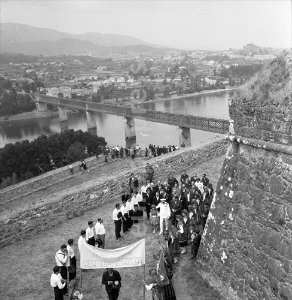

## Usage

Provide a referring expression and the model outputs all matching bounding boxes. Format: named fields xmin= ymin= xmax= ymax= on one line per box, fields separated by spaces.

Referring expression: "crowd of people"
xmin=50 ymin=161 xmax=214 ymax=300
xmin=110 ymin=166 xmax=213 ymax=300
xmin=102 ymin=144 xmax=180 ymax=162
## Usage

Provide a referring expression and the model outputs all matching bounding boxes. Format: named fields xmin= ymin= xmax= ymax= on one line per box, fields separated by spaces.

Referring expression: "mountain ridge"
xmin=0 ymin=22 xmax=168 ymax=56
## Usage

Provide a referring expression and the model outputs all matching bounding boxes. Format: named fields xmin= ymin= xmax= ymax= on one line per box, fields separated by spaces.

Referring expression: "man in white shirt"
xmin=67 ymin=239 xmax=76 ymax=280
xmin=50 ymin=266 xmax=66 ymax=300
xmin=113 ymin=203 xmax=123 ymax=239
xmin=131 ymin=191 xmax=139 ymax=206
xmin=86 ymin=220 xmax=96 ymax=246
xmin=95 ymin=218 xmax=106 ymax=249
xmin=136 ymin=190 xmax=143 ymax=205
xmin=55 ymin=244 xmax=68 ymax=294
xmin=126 ymin=196 xmax=135 ymax=228
xmin=120 ymin=199 xmax=129 ymax=233
xmin=78 ymin=230 xmax=86 ymax=249
xmin=156 ymin=198 xmax=171 ymax=234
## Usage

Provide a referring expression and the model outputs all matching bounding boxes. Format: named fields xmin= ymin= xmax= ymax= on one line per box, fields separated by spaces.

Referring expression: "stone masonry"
xmin=197 ymin=53 xmax=292 ymax=299
xmin=0 ymin=138 xmax=227 ymax=248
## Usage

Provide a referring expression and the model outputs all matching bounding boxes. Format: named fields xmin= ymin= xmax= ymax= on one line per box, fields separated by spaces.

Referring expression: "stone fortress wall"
xmin=0 ymin=138 xmax=228 ymax=248
xmin=197 ymin=53 xmax=292 ymax=299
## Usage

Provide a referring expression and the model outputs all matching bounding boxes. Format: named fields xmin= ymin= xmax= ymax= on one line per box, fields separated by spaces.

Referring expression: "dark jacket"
xmin=102 ymin=270 xmax=121 ymax=292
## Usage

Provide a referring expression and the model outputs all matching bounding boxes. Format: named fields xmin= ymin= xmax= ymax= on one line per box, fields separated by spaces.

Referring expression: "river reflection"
xmin=0 ymin=91 xmax=233 ymax=148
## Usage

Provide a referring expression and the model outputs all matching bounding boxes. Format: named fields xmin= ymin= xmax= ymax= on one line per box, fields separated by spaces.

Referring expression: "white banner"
xmin=79 ymin=239 xmax=145 ymax=269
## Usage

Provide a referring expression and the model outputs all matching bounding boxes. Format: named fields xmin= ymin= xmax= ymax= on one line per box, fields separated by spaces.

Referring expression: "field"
xmin=0 ymin=155 xmax=225 ymax=300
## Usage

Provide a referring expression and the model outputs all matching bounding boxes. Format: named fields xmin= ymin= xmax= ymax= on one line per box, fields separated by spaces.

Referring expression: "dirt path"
xmin=0 ymin=155 xmax=225 ymax=300
xmin=172 ymin=251 xmax=222 ymax=300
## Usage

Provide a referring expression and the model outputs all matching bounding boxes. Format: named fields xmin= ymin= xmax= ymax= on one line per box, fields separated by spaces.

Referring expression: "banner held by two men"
xmin=79 ymin=238 xmax=145 ymax=269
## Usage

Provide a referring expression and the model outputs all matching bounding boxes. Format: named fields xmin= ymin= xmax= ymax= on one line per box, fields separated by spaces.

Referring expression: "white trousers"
xmin=159 ymin=217 xmax=169 ymax=233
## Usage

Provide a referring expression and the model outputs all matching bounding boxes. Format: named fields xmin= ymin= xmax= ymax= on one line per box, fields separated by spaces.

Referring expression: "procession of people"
xmin=50 ymin=159 xmax=214 ymax=300
xmin=102 ymin=144 xmax=180 ymax=162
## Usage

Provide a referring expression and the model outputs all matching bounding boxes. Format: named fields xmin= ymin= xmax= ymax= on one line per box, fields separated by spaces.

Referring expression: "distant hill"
xmin=0 ymin=22 xmax=171 ymax=56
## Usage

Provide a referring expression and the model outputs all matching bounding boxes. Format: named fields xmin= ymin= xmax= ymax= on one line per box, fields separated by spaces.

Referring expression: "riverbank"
xmin=101 ymin=87 xmax=235 ymax=107
xmin=0 ymin=88 xmax=235 ymax=124
xmin=0 ymin=109 xmax=59 ymax=123
xmin=132 ymin=88 xmax=236 ymax=106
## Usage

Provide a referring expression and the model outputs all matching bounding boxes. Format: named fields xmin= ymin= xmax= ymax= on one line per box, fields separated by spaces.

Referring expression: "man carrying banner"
xmin=86 ymin=220 xmax=96 ymax=246
xmin=102 ymin=268 xmax=121 ymax=300
xmin=95 ymin=218 xmax=106 ymax=249
xmin=50 ymin=266 xmax=67 ymax=300
xmin=55 ymin=244 xmax=68 ymax=295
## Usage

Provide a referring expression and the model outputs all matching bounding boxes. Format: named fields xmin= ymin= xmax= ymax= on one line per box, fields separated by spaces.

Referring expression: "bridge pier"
xmin=125 ymin=117 xmax=136 ymax=148
xmin=36 ymin=102 xmax=47 ymax=111
xmin=86 ymin=110 xmax=97 ymax=135
xmin=58 ymin=105 xmax=68 ymax=132
xmin=179 ymin=126 xmax=191 ymax=147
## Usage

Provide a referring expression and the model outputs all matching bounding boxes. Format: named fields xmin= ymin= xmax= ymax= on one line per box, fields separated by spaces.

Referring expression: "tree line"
xmin=0 ymin=130 xmax=107 ymax=189
xmin=0 ymin=77 xmax=46 ymax=117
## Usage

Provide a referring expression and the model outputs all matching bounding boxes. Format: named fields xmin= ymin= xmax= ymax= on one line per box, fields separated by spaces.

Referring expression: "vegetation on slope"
xmin=0 ymin=129 xmax=107 ymax=188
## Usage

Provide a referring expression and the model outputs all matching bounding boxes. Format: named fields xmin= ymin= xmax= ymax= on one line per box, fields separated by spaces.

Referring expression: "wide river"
xmin=0 ymin=90 xmax=233 ymax=149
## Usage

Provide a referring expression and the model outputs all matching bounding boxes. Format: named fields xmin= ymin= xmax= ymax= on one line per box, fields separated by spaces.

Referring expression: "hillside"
xmin=0 ymin=22 xmax=171 ymax=56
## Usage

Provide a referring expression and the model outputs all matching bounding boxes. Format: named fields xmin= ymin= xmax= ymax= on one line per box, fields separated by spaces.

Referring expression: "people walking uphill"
xmin=190 ymin=229 xmax=202 ymax=259
xmin=120 ymin=199 xmax=129 ymax=233
xmin=113 ymin=203 xmax=123 ymax=240
xmin=145 ymin=162 xmax=154 ymax=182
xmin=80 ymin=160 xmax=88 ymax=172
xmin=150 ymin=204 xmax=158 ymax=233
xmin=50 ymin=266 xmax=67 ymax=300
xmin=129 ymin=173 xmax=139 ymax=194
xmin=156 ymin=198 xmax=171 ymax=235
xmin=86 ymin=220 xmax=96 ymax=246
xmin=55 ymin=244 xmax=68 ymax=295
xmin=95 ymin=218 xmax=106 ymax=249
xmin=67 ymin=239 xmax=76 ymax=280
xmin=48 ymin=168 xmax=214 ymax=298
xmin=145 ymin=188 xmax=153 ymax=220
xmin=102 ymin=268 xmax=121 ymax=300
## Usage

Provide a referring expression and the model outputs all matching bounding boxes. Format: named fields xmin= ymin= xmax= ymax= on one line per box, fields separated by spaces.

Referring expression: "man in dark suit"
xmin=191 ymin=229 xmax=202 ymax=259
xmin=167 ymin=172 xmax=178 ymax=188
xmin=161 ymin=189 xmax=170 ymax=204
xmin=102 ymin=268 xmax=121 ymax=300
xmin=129 ymin=173 xmax=138 ymax=194
xmin=180 ymin=170 xmax=189 ymax=185
xmin=144 ymin=188 xmax=153 ymax=220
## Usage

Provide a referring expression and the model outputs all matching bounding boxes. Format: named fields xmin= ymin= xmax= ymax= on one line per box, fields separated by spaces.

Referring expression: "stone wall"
xmin=197 ymin=138 xmax=292 ymax=300
xmin=0 ymin=156 xmax=98 ymax=204
xmin=0 ymin=138 xmax=227 ymax=248
xmin=229 ymin=54 xmax=292 ymax=146
xmin=196 ymin=53 xmax=292 ymax=299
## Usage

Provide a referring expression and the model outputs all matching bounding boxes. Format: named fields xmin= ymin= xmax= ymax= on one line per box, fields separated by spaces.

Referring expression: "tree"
xmin=92 ymin=92 xmax=102 ymax=103
xmin=0 ymin=130 xmax=107 ymax=189
xmin=66 ymin=142 xmax=87 ymax=163
xmin=0 ymin=177 xmax=12 ymax=189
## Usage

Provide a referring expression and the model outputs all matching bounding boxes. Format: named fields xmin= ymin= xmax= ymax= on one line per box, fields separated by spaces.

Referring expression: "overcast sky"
xmin=1 ymin=0 xmax=291 ymax=50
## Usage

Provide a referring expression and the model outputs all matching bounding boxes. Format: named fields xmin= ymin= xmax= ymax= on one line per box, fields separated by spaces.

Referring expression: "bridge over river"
xmin=36 ymin=95 xmax=230 ymax=147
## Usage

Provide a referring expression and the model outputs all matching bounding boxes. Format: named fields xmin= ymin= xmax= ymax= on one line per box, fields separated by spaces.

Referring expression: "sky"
xmin=0 ymin=0 xmax=291 ymax=50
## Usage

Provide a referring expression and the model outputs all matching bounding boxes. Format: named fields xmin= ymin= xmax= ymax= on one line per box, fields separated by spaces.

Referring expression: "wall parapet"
xmin=229 ymin=135 xmax=292 ymax=156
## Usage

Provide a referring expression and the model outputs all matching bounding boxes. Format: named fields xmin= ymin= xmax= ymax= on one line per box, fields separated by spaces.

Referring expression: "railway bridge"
xmin=35 ymin=95 xmax=230 ymax=147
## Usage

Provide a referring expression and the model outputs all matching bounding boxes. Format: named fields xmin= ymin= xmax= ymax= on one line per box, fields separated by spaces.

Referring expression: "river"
xmin=0 ymin=90 xmax=233 ymax=148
